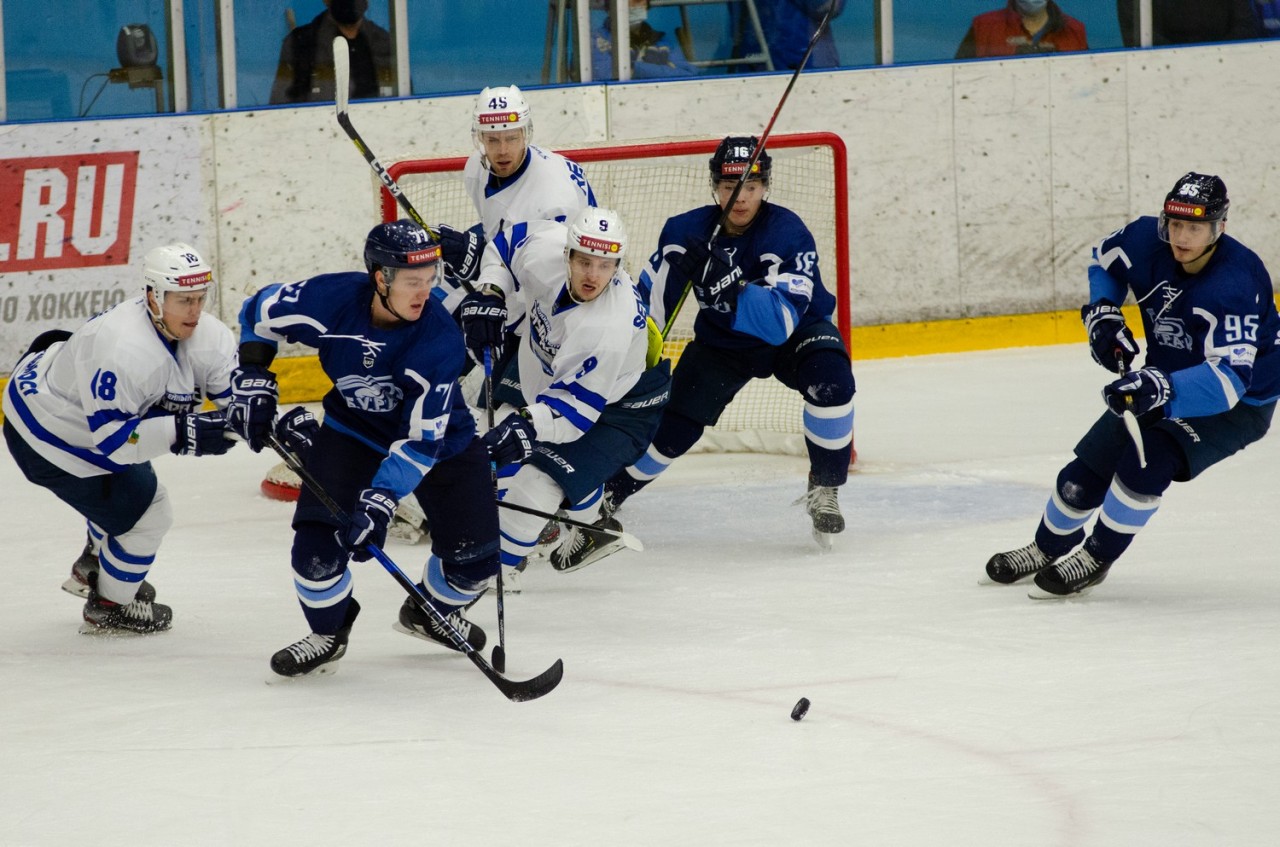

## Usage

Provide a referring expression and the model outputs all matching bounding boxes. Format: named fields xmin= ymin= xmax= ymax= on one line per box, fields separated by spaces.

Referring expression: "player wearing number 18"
xmin=985 ymin=172 xmax=1280 ymax=598
xmin=3 ymin=243 xmax=239 ymax=633
xmin=603 ymin=135 xmax=856 ymax=548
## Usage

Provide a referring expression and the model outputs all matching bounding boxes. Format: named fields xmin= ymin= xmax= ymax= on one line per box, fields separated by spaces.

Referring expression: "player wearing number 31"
xmin=3 ymin=244 xmax=238 ymax=634
xmin=986 ymin=172 xmax=1280 ymax=598
xmin=461 ymin=208 xmax=671 ymax=575
xmin=603 ymin=136 xmax=856 ymax=548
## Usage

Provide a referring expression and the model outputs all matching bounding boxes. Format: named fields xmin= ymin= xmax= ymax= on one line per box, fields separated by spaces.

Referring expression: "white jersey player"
xmin=461 ymin=209 xmax=671 ymax=574
xmin=3 ymin=243 xmax=238 ymax=633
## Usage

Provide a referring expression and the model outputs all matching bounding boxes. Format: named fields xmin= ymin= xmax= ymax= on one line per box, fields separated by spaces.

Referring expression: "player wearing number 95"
xmin=603 ymin=135 xmax=856 ymax=549
xmin=986 ymin=172 xmax=1280 ymax=598
xmin=3 ymin=243 xmax=238 ymax=634
xmin=237 ymin=220 xmax=501 ymax=677
xmin=461 ymin=208 xmax=671 ymax=575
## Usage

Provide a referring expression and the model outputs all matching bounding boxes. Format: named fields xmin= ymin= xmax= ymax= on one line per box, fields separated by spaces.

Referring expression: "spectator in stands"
xmin=1257 ymin=1 xmax=1280 ymax=36
xmin=270 ymin=0 xmax=394 ymax=104
xmin=1117 ymin=0 xmax=1259 ymax=46
xmin=727 ymin=0 xmax=845 ymax=71
xmin=956 ymin=0 xmax=1088 ymax=58
xmin=591 ymin=0 xmax=699 ymax=79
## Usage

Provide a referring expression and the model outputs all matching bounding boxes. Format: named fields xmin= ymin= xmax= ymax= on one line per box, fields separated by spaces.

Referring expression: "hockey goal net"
xmin=380 ymin=132 xmax=850 ymax=457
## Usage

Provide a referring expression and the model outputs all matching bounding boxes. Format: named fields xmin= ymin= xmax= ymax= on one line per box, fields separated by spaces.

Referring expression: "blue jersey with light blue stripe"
xmin=1088 ymin=216 xmax=1280 ymax=417
xmin=238 ymin=272 xmax=475 ymax=499
xmin=640 ymin=203 xmax=836 ymax=350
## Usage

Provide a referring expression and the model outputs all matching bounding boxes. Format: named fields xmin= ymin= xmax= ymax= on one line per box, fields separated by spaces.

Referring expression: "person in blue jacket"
xmin=591 ymin=0 xmax=698 ymax=79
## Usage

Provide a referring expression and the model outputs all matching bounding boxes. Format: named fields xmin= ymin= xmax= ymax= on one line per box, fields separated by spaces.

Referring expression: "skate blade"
xmin=62 ymin=577 xmax=90 ymax=599
xmin=812 ymin=529 xmax=835 ymax=551
xmin=77 ymin=622 xmax=155 ymax=636
xmin=265 ymin=663 xmax=340 ymax=684
xmin=1026 ymin=584 xmax=1098 ymax=600
xmin=552 ymin=538 xmax=628 ymax=573
xmin=392 ymin=620 xmax=459 ymax=649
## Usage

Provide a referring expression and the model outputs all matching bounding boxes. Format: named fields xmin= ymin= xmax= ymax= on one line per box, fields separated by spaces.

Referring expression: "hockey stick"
xmin=659 ymin=6 xmax=837 ymax=341
xmin=265 ymin=433 xmax=563 ymax=702
xmin=1116 ymin=353 xmax=1148 ymax=468
xmin=497 ymin=499 xmax=644 ymax=552
xmin=484 ymin=348 xmax=507 ymax=674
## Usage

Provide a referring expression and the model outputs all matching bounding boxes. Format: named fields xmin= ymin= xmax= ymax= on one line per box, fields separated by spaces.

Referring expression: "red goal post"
xmin=380 ymin=132 xmax=850 ymax=457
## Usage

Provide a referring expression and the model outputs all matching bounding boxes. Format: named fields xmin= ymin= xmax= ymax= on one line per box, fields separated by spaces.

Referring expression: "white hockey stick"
xmin=1116 ymin=352 xmax=1147 ymax=468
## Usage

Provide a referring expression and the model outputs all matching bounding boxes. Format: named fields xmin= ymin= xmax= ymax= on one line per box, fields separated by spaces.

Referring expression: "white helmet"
xmin=143 ymin=242 xmax=213 ymax=300
xmin=471 ymin=85 xmax=532 ymax=151
xmin=565 ymin=207 xmax=627 ymax=265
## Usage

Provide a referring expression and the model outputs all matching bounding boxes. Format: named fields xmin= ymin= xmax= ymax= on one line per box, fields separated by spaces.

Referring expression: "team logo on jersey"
xmin=1145 ymin=309 xmax=1192 ymax=351
xmin=528 ymin=302 xmax=559 ymax=373
xmin=1228 ymin=345 xmax=1256 ymax=367
xmin=335 ymin=374 xmax=402 ymax=413
xmin=320 ymin=333 xmax=386 ymax=369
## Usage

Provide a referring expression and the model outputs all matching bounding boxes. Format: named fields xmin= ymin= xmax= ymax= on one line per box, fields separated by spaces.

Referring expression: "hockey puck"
xmin=791 ymin=697 xmax=810 ymax=721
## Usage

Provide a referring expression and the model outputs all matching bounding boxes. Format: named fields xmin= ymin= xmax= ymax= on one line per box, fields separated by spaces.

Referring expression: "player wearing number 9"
xmin=3 ymin=243 xmax=239 ymax=633
xmin=986 ymin=172 xmax=1280 ymax=598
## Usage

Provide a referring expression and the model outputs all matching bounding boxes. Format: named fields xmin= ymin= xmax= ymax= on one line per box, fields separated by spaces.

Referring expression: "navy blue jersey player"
xmin=603 ymin=135 xmax=856 ymax=547
xmin=986 ymin=173 xmax=1280 ymax=597
xmin=234 ymin=220 xmax=500 ymax=676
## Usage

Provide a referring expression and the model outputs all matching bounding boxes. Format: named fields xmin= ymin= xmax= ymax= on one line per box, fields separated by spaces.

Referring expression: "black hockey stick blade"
xmin=496 ymin=499 xmax=643 ymax=551
xmin=266 ymin=434 xmax=563 ymax=701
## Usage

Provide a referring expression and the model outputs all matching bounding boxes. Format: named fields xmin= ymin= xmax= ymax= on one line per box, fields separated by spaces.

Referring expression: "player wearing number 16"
xmin=3 ymin=243 xmax=239 ymax=633
xmin=986 ymin=172 xmax=1280 ymax=598
xmin=603 ymin=136 xmax=856 ymax=548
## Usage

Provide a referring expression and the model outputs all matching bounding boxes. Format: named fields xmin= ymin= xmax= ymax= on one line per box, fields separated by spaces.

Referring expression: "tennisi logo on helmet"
xmin=404 ymin=246 xmax=442 ymax=264
xmin=175 ymin=271 xmax=214 ymax=288
xmin=575 ymin=236 xmax=621 ymax=254
xmin=477 ymin=112 xmax=520 ymax=126
xmin=1164 ymin=200 xmax=1206 ymax=218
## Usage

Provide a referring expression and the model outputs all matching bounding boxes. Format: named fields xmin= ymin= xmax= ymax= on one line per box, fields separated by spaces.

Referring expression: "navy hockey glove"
xmin=274 ymin=406 xmax=319 ymax=457
xmin=680 ymin=242 xmax=740 ymax=311
xmin=1103 ymin=367 xmax=1172 ymax=417
xmin=1082 ymin=299 xmax=1139 ymax=374
xmin=436 ymin=224 xmax=485 ymax=284
xmin=344 ymin=487 xmax=397 ymax=562
xmin=227 ymin=364 xmax=278 ymax=452
xmin=459 ymin=289 xmax=507 ymax=363
xmin=481 ymin=413 xmax=536 ymax=468
xmin=172 ymin=410 xmax=234 ymax=456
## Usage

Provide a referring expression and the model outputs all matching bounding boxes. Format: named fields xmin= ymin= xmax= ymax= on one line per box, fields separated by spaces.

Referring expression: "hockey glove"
xmin=275 ymin=406 xmax=319 ymax=458
xmin=459 ymin=289 xmax=507 ymax=363
xmin=682 ymin=243 xmax=740 ymax=311
xmin=1082 ymin=299 xmax=1139 ymax=374
xmin=481 ymin=413 xmax=536 ymax=468
xmin=1103 ymin=367 xmax=1172 ymax=418
xmin=227 ymin=364 xmax=279 ymax=452
xmin=344 ymin=487 xmax=397 ymax=562
xmin=436 ymin=224 xmax=485 ymax=284
xmin=172 ymin=410 xmax=234 ymax=456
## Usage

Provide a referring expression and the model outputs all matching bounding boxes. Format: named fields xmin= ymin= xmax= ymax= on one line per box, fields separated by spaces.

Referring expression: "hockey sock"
xmin=497 ymin=465 xmax=565 ymax=567
xmin=565 ymin=486 xmax=603 ymax=522
xmin=291 ymin=523 xmax=355 ymax=634
xmin=1034 ymin=458 xmax=1108 ymax=557
xmin=94 ymin=485 xmax=171 ymax=604
xmin=424 ymin=554 xmax=490 ymax=610
xmin=797 ymin=349 xmax=856 ymax=486
xmin=1086 ymin=428 xmax=1181 ymax=562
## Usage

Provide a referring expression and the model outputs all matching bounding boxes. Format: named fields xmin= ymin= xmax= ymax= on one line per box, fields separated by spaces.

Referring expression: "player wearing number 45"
xmin=602 ymin=136 xmax=856 ymax=549
xmin=234 ymin=221 xmax=501 ymax=677
xmin=459 ymin=208 xmax=671 ymax=576
xmin=3 ymin=244 xmax=239 ymax=634
xmin=986 ymin=172 xmax=1280 ymax=598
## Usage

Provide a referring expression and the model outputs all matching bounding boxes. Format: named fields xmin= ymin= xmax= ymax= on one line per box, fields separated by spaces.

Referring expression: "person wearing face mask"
xmin=269 ymin=0 xmax=395 ymax=104
xmin=590 ymin=0 xmax=698 ymax=79
xmin=956 ymin=0 xmax=1088 ymax=58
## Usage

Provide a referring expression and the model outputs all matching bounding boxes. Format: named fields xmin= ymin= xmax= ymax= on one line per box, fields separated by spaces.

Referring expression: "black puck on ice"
xmin=790 ymin=697 xmax=810 ymax=721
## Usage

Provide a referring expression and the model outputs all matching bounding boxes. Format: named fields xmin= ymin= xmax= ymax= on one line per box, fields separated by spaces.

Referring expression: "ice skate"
xmin=270 ymin=599 xmax=360 ymax=677
xmin=80 ymin=571 xmax=171 ymax=634
xmin=62 ymin=536 xmax=156 ymax=602
xmin=550 ymin=516 xmax=627 ymax=573
xmin=1028 ymin=548 xmax=1112 ymax=599
xmin=393 ymin=593 xmax=487 ymax=653
xmin=984 ymin=541 xmax=1057 ymax=585
xmin=794 ymin=477 xmax=845 ymax=549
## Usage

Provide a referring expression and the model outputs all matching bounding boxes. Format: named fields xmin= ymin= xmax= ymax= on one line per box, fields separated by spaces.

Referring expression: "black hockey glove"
xmin=344 ymin=487 xmax=397 ymax=562
xmin=482 ymin=413 xmax=536 ymax=468
xmin=459 ymin=289 xmax=507 ymax=363
xmin=172 ymin=410 xmax=234 ymax=456
xmin=228 ymin=364 xmax=279 ymax=452
xmin=274 ymin=406 xmax=319 ymax=457
xmin=688 ymin=244 xmax=741 ymax=311
xmin=1103 ymin=367 xmax=1172 ymax=418
xmin=436 ymin=224 xmax=485 ymax=284
xmin=1082 ymin=299 xmax=1139 ymax=374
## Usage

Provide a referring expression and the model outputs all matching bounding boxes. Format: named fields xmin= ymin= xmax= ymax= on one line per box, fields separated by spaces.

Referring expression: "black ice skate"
xmin=794 ymin=476 xmax=845 ymax=549
xmin=1028 ymin=548 xmax=1112 ymax=599
xmin=270 ymin=599 xmax=361 ymax=677
xmin=62 ymin=535 xmax=156 ymax=602
xmin=984 ymin=541 xmax=1057 ymax=585
xmin=550 ymin=516 xmax=627 ymax=573
xmin=81 ymin=571 xmax=172 ymax=634
xmin=393 ymin=593 xmax=486 ymax=653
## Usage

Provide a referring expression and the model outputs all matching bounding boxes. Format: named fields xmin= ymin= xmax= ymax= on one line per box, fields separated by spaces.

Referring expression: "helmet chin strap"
xmin=146 ymin=289 xmax=181 ymax=341
xmin=373 ymin=269 xmax=411 ymax=323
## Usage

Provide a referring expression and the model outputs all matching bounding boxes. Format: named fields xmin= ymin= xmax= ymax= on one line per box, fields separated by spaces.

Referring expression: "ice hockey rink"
xmin=3 ymin=342 xmax=1278 ymax=846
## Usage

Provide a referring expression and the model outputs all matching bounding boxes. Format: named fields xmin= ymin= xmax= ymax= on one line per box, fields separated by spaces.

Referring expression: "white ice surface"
xmin=3 ymin=344 xmax=1279 ymax=846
